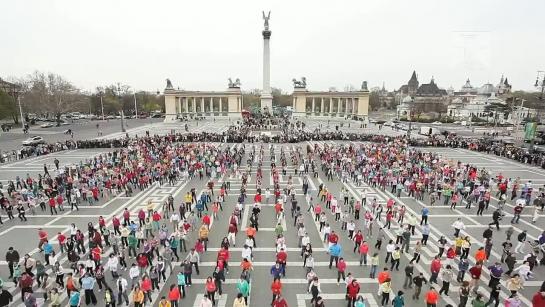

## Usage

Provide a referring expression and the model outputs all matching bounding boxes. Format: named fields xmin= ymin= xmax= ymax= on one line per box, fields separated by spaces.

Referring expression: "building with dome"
xmin=396 ymin=95 xmax=414 ymax=119
xmin=396 ymin=71 xmax=450 ymax=119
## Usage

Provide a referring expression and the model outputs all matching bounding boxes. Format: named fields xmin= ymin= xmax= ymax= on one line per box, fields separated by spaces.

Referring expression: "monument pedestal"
xmin=260 ymin=93 xmax=273 ymax=113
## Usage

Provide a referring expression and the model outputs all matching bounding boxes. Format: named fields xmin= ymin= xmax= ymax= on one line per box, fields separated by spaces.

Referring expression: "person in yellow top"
xmin=199 ymin=224 xmax=209 ymax=240
xmin=184 ymin=192 xmax=193 ymax=211
xmin=146 ymin=200 xmax=154 ymax=217
xmin=233 ymin=293 xmax=247 ymax=307
xmin=133 ymin=285 xmax=145 ymax=307
xmin=158 ymin=296 xmax=172 ymax=307
xmin=454 ymin=237 xmax=464 ymax=254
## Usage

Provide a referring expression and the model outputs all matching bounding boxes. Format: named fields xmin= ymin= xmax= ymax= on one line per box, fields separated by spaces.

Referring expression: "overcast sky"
xmin=1 ymin=0 xmax=544 ymax=93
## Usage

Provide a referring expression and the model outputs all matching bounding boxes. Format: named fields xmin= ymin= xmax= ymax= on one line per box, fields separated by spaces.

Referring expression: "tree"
xmin=272 ymin=87 xmax=291 ymax=107
xmin=369 ymin=91 xmax=380 ymax=111
xmin=484 ymin=102 xmax=512 ymax=126
xmin=23 ymin=71 xmax=83 ymax=124
xmin=0 ymin=89 xmax=18 ymax=122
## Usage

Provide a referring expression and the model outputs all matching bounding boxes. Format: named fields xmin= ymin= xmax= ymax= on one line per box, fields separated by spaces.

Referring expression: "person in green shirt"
xmin=274 ymin=223 xmax=284 ymax=236
xmin=471 ymin=293 xmax=486 ymax=307
xmin=127 ymin=233 xmax=138 ymax=258
xmin=236 ymin=277 xmax=250 ymax=305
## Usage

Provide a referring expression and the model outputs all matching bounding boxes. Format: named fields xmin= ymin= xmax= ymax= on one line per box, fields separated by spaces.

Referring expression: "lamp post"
xmin=98 ymin=89 xmax=105 ymax=121
xmin=530 ymin=71 xmax=545 ymax=151
xmin=117 ymin=83 xmax=126 ymax=133
xmin=133 ymin=92 xmax=138 ymax=119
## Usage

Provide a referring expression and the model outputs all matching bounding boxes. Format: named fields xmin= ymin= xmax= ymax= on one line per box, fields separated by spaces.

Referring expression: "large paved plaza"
xmin=0 ymin=126 xmax=544 ymax=307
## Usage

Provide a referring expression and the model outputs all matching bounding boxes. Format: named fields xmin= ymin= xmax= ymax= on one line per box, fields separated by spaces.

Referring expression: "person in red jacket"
xmin=533 ymin=290 xmax=545 ymax=307
xmin=48 ymin=197 xmax=57 ymax=215
xmin=425 ymin=286 xmax=439 ymax=307
xmin=112 ymin=216 xmax=121 ymax=235
xmin=276 ymin=248 xmax=287 ymax=277
xmin=168 ymin=284 xmax=181 ymax=306
xmin=271 ymin=277 xmax=282 ymax=305
xmin=98 ymin=216 xmax=106 ymax=228
xmin=337 ymin=257 xmax=347 ymax=284
xmin=137 ymin=253 xmax=148 ymax=275
xmin=140 ymin=275 xmax=153 ymax=304
xmin=217 ymin=247 xmax=230 ymax=273
xmin=346 ymin=279 xmax=360 ymax=306
xmin=205 ymin=276 xmax=217 ymax=306
xmin=377 ymin=268 xmax=390 ymax=284
xmin=91 ymin=245 xmax=102 ymax=266
xmin=328 ymin=230 xmax=339 ymax=249
xmin=56 ymin=194 xmax=64 ymax=211
xmin=202 ymin=214 xmax=211 ymax=227
xmin=353 ymin=230 xmax=364 ymax=253
xmin=469 ymin=263 xmax=482 ymax=293
xmin=272 ymin=293 xmax=288 ymax=307
xmin=57 ymin=232 xmax=67 ymax=253
xmin=358 ymin=241 xmax=369 ymax=265
xmin=429 ymin=256 xmax=441 ymax=284
xmin=38 ymin=228 xmax=48 ymax=251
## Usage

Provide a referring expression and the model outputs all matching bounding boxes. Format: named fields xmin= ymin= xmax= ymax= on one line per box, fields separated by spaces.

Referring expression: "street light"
xmin=133 ymin=92 xmax=138 ymax=119
xmin=117 ymin=83 xmax=126 ymax=133
xmin=98 ymin=89 xmax=105 ymax=121
xmin=529 ymin=71 xmax=545 ymax=151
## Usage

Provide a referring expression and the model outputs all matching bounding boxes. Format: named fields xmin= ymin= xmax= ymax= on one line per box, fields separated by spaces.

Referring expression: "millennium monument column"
xmin=260 ymin=11 xmax=273 ymax=113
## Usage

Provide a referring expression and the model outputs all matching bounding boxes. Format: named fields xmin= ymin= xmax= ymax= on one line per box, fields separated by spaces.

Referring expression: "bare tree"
xmin=24 ymin=71 xmax=81 ymax=122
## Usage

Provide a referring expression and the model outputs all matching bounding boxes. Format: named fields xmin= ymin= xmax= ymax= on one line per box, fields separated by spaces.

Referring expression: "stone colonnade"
xmin=163 ymin=88 xmax=242 ymax=122
xmin=291 ymin=89 xmax=369 ymax=118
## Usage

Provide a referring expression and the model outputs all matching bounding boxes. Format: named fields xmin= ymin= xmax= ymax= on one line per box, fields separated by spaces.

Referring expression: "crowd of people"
xmin=1 ymin=117 xmax=545 ymax=307
xmin=0 ymin=135 xmax=247 ymax=306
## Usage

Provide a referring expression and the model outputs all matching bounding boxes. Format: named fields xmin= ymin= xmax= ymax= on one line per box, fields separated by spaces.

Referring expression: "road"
xmin=0 ymin=118 xmax=163 ymax=153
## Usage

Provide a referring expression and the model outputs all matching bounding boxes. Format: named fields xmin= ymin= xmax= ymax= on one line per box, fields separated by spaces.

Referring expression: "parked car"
xmin=40 ymin=123 xmax=54 ymax=128
xmin=431 ymin=121 xmax=443 ymax=125
xmin=22 ymin=136 xmax=45 ymax=146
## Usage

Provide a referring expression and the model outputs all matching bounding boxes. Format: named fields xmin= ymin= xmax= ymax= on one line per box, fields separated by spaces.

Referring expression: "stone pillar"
xmin=351 ymin=98 xmax=356 ymax=114
xmin=184 ymin=98 xmax=189 ymax=114
xmin=329 ymin=98 xmax=333 ymax=114
xmin=164 ymin=94 xmax=176 ymax=122
xmin=260 ymin=28 xmax=273 ymax=112
xmin=209 ymin=97 xmax=213 ymax=114
xmin=219 ymin=97 xmax=222 ymax=112
xmin=320 ymin=98 xmax=324 ymax=114
xmin=337 ymin=98 xmax=342 ymax=115
xmin=311 ymin=98 xmax=315 ymax=114
xmin=200 ymin=97 xmax=205 ymax=113
xmin=193 ymin=98 xmax=197 ymax=113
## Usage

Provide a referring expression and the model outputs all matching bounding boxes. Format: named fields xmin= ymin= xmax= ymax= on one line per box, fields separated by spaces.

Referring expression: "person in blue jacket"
xmin=270 ymin=262 xmax=285 ymax=279
xmin=328 ymin=242 xmax=342 ymax=269
xmin=43 ymin=242 xmax=54 ymax=266
xmin=420 ymin=207 xmax=429 ymax=225
xmin=196 ymin=199 xmax=205 ymax=218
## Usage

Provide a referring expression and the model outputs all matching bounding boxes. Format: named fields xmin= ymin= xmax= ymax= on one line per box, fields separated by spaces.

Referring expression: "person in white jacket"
xmin=514 ymin=261 xmax=533 ymax=285
xmin=199 ymin=294 xmax=213 ymax=307
xmin=106 ymin=253 xmax=119 ymax=279
xmin=129 ymin=263 xmax=140 ymax=290
xmin=452 ymin=218 xmax=466 ymax=237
